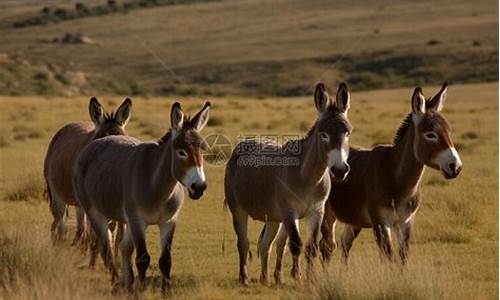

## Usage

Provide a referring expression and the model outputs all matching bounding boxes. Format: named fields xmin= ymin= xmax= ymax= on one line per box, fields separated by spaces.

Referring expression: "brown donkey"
xmin=44 ymin=97 xmax=131 ymax=245
xmin=318 ymin=83 xmax=463 ymax=265
xmin=225 ymin=83 xmax=352 ymax=285
xmin=73 ymin=102 xmax=210 ymax=292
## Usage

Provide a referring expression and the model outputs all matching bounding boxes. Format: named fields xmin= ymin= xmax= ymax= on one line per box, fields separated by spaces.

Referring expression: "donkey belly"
xmin=329 ymin=187 xmax=372 ymax=228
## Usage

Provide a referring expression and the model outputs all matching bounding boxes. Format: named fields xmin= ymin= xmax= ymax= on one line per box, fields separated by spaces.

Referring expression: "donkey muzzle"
xmin=330 ymin=163 xmax=350 ymax=182
xmin=443 ymin=162 xmax=463 ymax=179
xmin=188 ymin=182 xmax=207 ymax=200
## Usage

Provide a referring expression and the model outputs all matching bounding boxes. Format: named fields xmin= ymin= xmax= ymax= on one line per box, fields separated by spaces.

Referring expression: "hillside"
xmin=0 ymin=0 xmax=497 ymax=96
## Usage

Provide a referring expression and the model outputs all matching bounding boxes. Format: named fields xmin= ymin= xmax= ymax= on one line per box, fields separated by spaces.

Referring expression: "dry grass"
xmin=0 ymin=82 xmax=497 ymax=299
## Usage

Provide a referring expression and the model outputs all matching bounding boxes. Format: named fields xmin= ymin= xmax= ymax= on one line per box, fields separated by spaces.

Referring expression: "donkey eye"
xmin=346 ymin=131 xmax=351 ymax=138
xmin=424 ymin=132 xmax=438 ymax=141
xmin=320 ymin=132 xmax=329 ymax=141
xmin=177 ymin=150 xmax=188 ymax=158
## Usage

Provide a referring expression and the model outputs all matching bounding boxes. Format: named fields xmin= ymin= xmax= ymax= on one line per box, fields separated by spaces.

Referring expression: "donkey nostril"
xmin=449 ymin=162 xmax=456 ymax=172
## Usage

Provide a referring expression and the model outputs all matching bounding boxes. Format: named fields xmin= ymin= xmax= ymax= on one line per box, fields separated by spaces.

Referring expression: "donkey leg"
xmin=128 ymin=217 xmax=149 ymax=285
xmin=159 ymin=220 xmax=176 ymax=294
xmin=49 ymin=191 xmax=67 ymax=244
xmin=114 ymin=222 xmax=124 ymax=262
xmin=340 ymin=225 xmax=361 ymax=265
xmin=304 ymin=208 xmax=324 ymax=281
xmin=231 ymin=210 xmax=250 ymax=285
xmin=319 ymin=205 xmax=337 ymax=265
xmin=86 ymin=208 xmax=118 ymax=283
xmin=397 ymin=219 xmax=413 ymax=265
xmin=120 ymin=226 xmax=135 ymax=290
xmin=258 ymin=222 xmax=280 ymax=285
xmin=372 ymin=223 xmax=394 ymax=262
xmin=273 ymin=224 xmax=288 ymax=284
xmin=282 ymin=213 xmax=302 ymax=280
xmin=72 ymin=206 xmax=86 ymax=246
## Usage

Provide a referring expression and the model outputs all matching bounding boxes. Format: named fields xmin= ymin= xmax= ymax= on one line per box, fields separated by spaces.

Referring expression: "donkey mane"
xmin=393 ymin=113 xmax=413 ymax=145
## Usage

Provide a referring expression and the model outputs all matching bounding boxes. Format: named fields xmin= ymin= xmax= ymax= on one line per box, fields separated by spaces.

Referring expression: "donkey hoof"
xmin=239 ymin=277 xmax=250 ymax=287
xmin=259 ymin=274 xmax=269 ymax=286
xmin=274 ymin=272 xmax=283 ymax=285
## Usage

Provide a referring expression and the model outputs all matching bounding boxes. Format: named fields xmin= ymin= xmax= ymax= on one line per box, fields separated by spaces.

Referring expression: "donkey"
xmin=44 ymin=97 xmax=131 ymax=245
xmin=318 ymin=83 xmax=463 ymax=265
xmin=73 ymin=102 xmax=210 ymax=292
xmin=224 ymin=83 xmax=352 ymax=285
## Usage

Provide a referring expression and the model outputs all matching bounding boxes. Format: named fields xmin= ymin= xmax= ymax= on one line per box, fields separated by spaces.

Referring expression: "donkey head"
xmin=170 ymin=102 xmax=211 ymax=199
xmin=411 ymin=83 xmax=462 ymax=179
xmin=314 ymin=83 xmax=353 ymax=182
xmin=88 ymin=97 xmax=132 ymax=139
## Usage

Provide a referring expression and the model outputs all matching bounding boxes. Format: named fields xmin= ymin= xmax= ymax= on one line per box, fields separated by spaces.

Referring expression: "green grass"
xmin=0 ymin=82 xmax=497 ymax=299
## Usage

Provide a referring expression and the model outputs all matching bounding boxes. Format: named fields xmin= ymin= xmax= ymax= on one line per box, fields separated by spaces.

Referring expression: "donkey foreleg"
xmin=159 ymin=220 xmax=176 ymax=294
xmin=372 ymin=222 xmax=394 ymax=262
xmin=319 ymin=204 xmax=337 ymax=266
xmin=397 ymin=219 xmax=413 ymax=265
xmin=304 ymin=208 xmax=324 ymax=281
xmin=258 ymin=222 xmax=280 ymax=285
xmin=273 ymin=224 xmax=288 ymax=284
xmin=340 ymin=225 xmax=361 ymax=265
xmin=282 ymin=213 xmax=302 ymax=280
xmin=128 ymin=217 xmax=149 ymax=287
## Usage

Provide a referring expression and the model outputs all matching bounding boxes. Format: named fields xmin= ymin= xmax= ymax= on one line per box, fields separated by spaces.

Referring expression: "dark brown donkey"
xmin=44 ymin=97 xmax=131 ymax=245
xmin=318 ymin=83 xmax=463 ymax=265
xmin=225 ymin=83 xmax=352 ymax=285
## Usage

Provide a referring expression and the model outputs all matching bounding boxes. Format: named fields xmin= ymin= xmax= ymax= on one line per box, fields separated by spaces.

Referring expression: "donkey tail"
xmin=43 ymin=180 xmax=51 ymax=203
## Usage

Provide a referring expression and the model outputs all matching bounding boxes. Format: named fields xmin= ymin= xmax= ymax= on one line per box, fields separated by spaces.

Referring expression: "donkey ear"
xmin=88 ymin=97 xmax=104 ymax=126
xmin=170 ymin=102 xmax=184 ymax=134
xmin=411 ymin=87 xmax=426 ymax=115
xmin=115 ymin=98 xmax=132 ymax=127
xmin=427 ymin=83 xmax=448 ymax=112
xmin=335 ymin=82 xmax=350 ymax=114
xmin=191 ymin=101 xmax=211 ymax=132
xmin=314 ymin=83 xmax=330 ymax=114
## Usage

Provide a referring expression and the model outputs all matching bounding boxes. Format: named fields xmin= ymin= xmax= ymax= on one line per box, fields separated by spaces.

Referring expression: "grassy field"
xmin=0 ymin=0 xmax=498 ymax=96
xmin=0 ymin=82 xmax=497 ymax=299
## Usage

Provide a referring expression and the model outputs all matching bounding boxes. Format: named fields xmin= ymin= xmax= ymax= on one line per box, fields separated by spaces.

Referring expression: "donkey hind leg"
xmin=258 ymin=222 xmax=280 ymax=285
xmin=231 ymin=209 xmax=250 ymax=285
xmin=113 ymin=222 xmax=125 ymax=262
xmin=86 ymin=208 xmax=118 ymax=283
xmin=304 ymin=208 xmax=324 ymax=281
xmin=72 ymin=206 xmax=86 ymax=247
xmin=283 ymin=214 xmax=302 ymax=280
xmin=340 ymin=225 xmax=362 ymax=265
xmin=120 ymin=226 xmax=135 ymax=290
xmin=159 ymin=220 xmax=176 ymax=293
xmin=49 ymin=190 xmax=67 ymax=244
xmin=372 ymin=222 xmax=394 ymax=262
xmin=273 ymin=224 xmax=288 ymax=284
xmin=397 ymin=219 xmax=413 ymax=265
xmin=319 ymin=205 xmax=337 ymax=265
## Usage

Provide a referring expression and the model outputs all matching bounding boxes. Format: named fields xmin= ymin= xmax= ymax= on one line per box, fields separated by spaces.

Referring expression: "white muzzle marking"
xmin=432 ymin=147 xmax=462 ymax=175
xmin=328 ymin=148 xmax=349 ymax=170
xmin=183 ymin=166 xmax=206 ymax=193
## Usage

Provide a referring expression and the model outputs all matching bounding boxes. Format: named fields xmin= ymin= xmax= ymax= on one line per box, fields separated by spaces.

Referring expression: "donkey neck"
xmin=299 ymin=130 xmax=328 ymax=184
xmin=150 ymin=138 xmax=180 ymax=201
xmin=392 ymin=121 xmax=425 ymax=196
